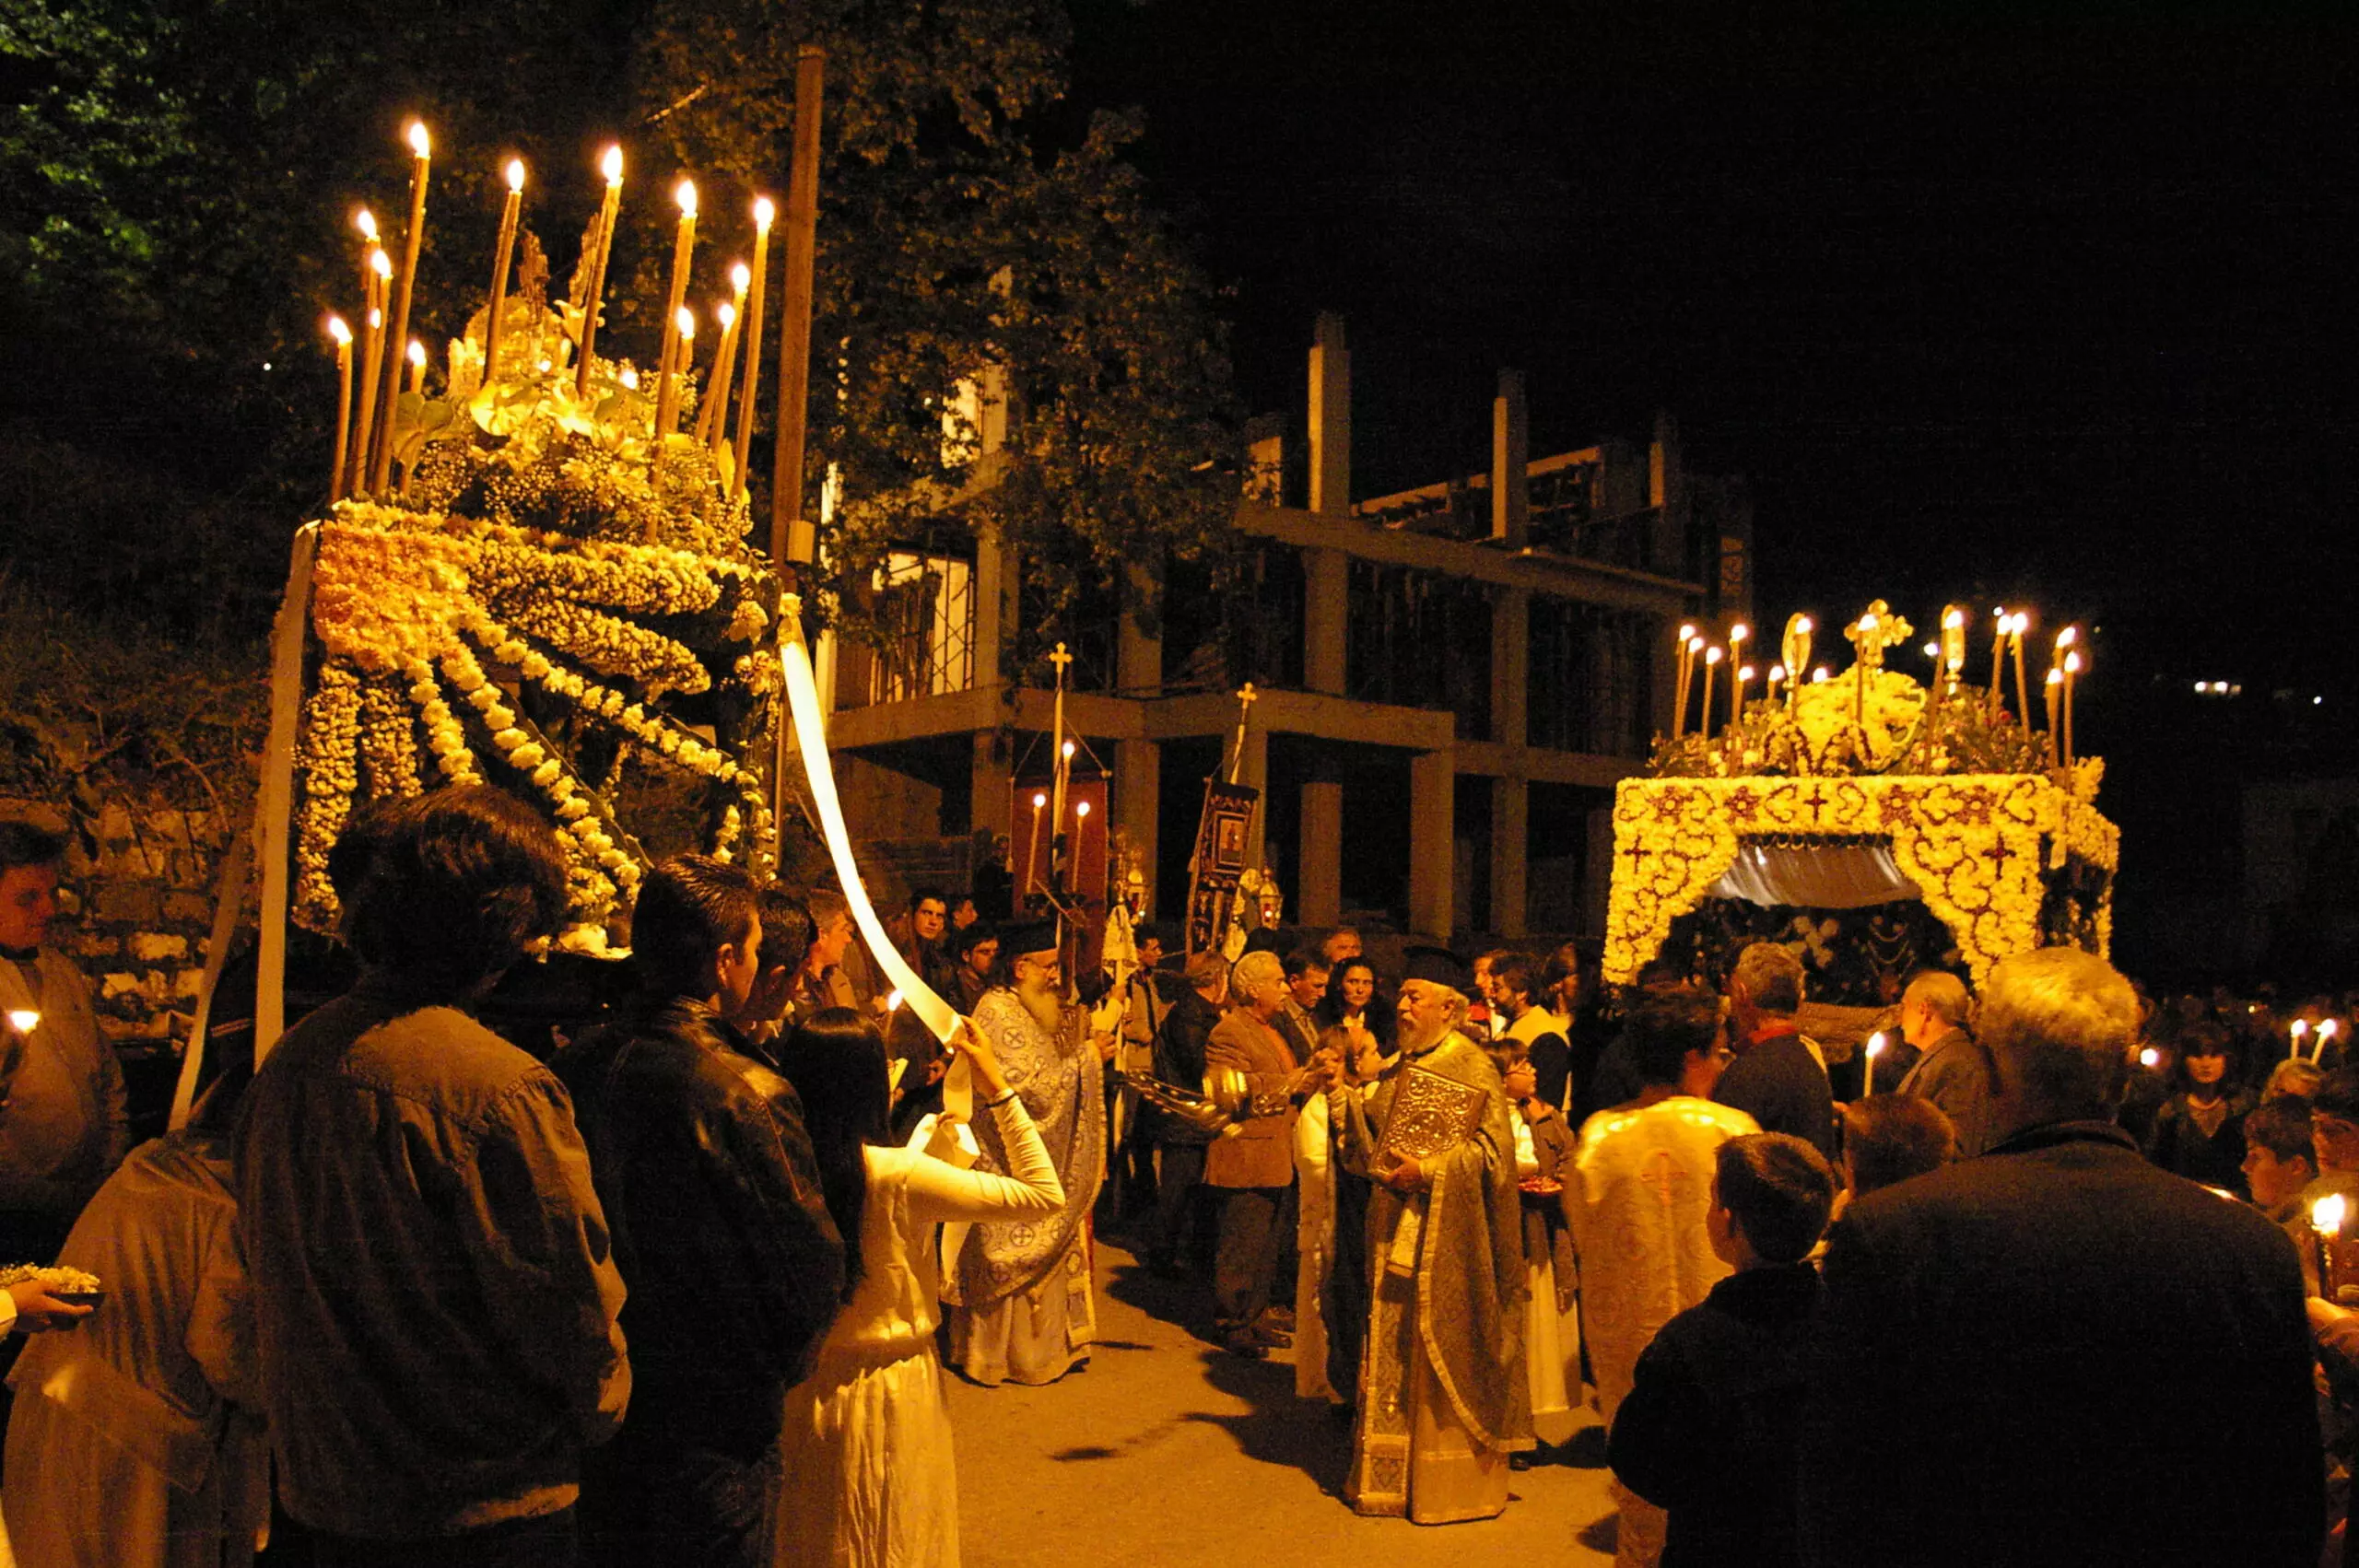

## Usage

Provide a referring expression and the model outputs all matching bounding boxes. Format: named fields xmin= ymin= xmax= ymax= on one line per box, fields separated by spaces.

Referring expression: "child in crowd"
xmin=1607 ymin=1132 xmax=1837 ymax=1568
xmin=1840 ymin=1094 xmax=1957 ymax=1204
xmin=2240 ymin=1094 xmax=2318 ymax=1228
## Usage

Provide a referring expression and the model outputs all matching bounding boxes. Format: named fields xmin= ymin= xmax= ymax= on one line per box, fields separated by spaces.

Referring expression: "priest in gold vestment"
xmin=1332 ymin=962 xmax=1534 ymax=1522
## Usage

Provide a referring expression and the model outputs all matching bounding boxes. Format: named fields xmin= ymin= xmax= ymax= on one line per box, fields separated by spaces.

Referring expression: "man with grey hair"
xmin=1714 ymin=942 xmax=1837 ymax=1162
xmin=1799 ymin=947 xmax=2321 ymax=1567
xmin=1203 ymin=949 xmax=1322 ymax=1356
xmin=1892 ymin=968 xmax=1995 ymax=1156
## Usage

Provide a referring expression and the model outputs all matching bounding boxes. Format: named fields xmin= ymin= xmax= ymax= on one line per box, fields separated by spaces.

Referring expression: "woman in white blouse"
xmin=769 ymin=1008 xmax=1065 ymax=1568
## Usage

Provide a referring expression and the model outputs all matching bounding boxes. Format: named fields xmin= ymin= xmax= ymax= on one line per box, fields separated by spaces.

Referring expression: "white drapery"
xmin=1705 ymin=840 xmax=1920 ymax=909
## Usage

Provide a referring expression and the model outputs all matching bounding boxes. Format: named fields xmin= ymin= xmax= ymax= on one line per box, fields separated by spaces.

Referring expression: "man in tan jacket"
xmin=1204 ymin=949 xmax=1326 ymax=1358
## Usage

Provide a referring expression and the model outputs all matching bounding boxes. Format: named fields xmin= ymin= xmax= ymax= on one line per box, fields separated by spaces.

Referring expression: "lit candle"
xmin=653 ymin=179 xmax=698 ymax=435
xmin=1781 ymin=614 xmax=1813 ymax=711
xmin=654 ymin=305 xmax=696 ymax=439
xmin=2010 ymin=613 xmax=2033 ymax=733
xmin=1027 ymin=790 xmax=1048 ymax=897
xmin=2062 ymin=649 xmax=2083 ymax=766
xmin=370 ymin=119 xmax=431 ymax=494
xmin=698 ymin=266 xmax=749 ymax=451
xmin=351 ymin=250 xmax=393 ymax=497
xmin=1673 ymin=622 xmax=1696 ymax=738
xmin=577 ymin=145 xmax=625 ymax=396
xmin=1861 ymin=1031 xmax=1885 ymax=1097
xmin=734 ymin=196 xmax=775 ymax=499
xmin=1813 ymin=666 xmax=1831 ymax=685
xmin=1854 ymin=611 xmax=1878 ymax=724
xmin=1941 ymin=605 xmax=1967 ymax=696
xmin=405 ymin=338 xmax=427 ymax=396
xmin=1733 ymin=664 xmax=1754 ymax=725
xmin=326 ymin=316 xmax=353 ymax=498
xmin=2313 ymin=1192 xmax=2346 ymax=1298
xmin=2138 ymin=1047 xmax=2159 ymax=1071
xmin=1766 ymin=663 xmax=1784 ymax=706
xmin=484 ymin=158 xmax=525 ymax=381
xmin=2045 ymin=667 xmax=2062 ymax=760
xmin=2319 ymin=1019 xmax=2341 ymax=1066
xmin=1074 ymin=798 xmax=1093 ymax=891
xmin=2293 ymin=1020 xmax=2312 ymax=1060
xmin=4 ymin=1009 xmax=34 ymax=1035
xmin=1700 ymin=646 xmax=1722 ymax=740
xmin=1987 ymin=607 xmax=2010 ymax=718
xmin=1727 ymin=623 xmax=1749 ymax=725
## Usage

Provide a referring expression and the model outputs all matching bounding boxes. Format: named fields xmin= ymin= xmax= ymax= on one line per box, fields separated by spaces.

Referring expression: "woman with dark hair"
xmin=2145 ymin=1021 xmax=2256 ymax=1196
xmin=770 ymin=1009 xmax=1064 ymax=1568
xmin=1315 ymin=957 xmax=1396 ymax=1056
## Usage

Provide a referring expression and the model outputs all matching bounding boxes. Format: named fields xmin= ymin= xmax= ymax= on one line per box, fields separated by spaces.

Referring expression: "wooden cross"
xmin=1048 ymin=640 xmax=1073 ymax=690
xmin=1236 ymin=682 xmax=1258 ymax=717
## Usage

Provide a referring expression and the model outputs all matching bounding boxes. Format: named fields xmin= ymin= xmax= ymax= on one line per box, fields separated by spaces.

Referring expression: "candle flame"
xmin=1865 ymin=1031 xmax=1885 ymax=1058
xmin=886 ymin=989 xmax=904 ymax=1012
xmin=1678 ymin=623 xmax=1696 ymax=642
xmin=406 ymin=339 xmax=426 ymax=369
xmin=716 ymin=301 xmax=736 ymax=330
xmin=2056 ymin=626 xmax=2077 ymax=649
xmin=601 ymin=145 xmax=625 ymax=185
xmin=675 ymin=178 xmax=698 ymax=218
xmin=2294 ymin=1021 xmax=2312 ymax=1037
xmin=753 ymin=195 xmax=776 ymax=230
xmin=1767 ymin=664 xmax=1785 ymax=682
xmin=1704 ymin=646 xmax=1723 ymax=666
xmin=1923 ymin=642 xmax=1940 ymax=659
xmin=1032 ymin=792 xmax=1048 ymax=809
xmin=1860 ymin=613 xmax=1878 ymax=632
xmin=1075 ymin=801 xmax=1092 ymax=818
xmin=619 ymin=368 xmax=640 ymax=390
xmin=730 ymin=262 xmax=752 ymax=295
xmin=1794 ymin=615 xmax=1813 ymax=635
xmin=354 ymin=207 xmax=379 ymax=242
xmin=1813 ymin=666 xmax=1831 ymax=684
xmin=1730 ymin=623 xmax=1749 ymax=644
xmin=2315 ymin=1193 xmax=2347 ymax=1236
xmin=2046 ymin=667 xmax=2062 ymax=686
xmin=1943 ymin=607 xmax=1965 ymax=628
xmin=6 ymin=1009 xmax=37 ymax=1033
xmin=368 ymin=307 xmax=383 ymax=329
xmin=406 ymin=120 xmax=431 ymax=159
xmin=675 ymin=305 xmax=696 ymax=338
xmin=2139 ymin=1047 xmax=2159 ymax=1069
xmin=1738 ymin=664 xmax=1755 ymax=682
xmin=2326 ymin=1020 xmax=2343 ymax=1041
xmin=370 ymin=248 xmax=393 ymax=279
xmin=2064 ymin=650 xmax=2082 ymax=674
xmin=327 ymin=315 xmax=352 ymax=345
xmin=505 ymin=158 xmax=526 ymax=193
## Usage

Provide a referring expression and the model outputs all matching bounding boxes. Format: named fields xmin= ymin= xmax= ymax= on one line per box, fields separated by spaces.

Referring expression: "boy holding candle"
xmin=1606 ymin=1132 xmax=1837 ymax=1568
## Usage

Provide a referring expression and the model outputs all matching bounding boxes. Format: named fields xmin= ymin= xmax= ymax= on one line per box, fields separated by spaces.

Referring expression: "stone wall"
xmin=2 ymin=795 xmax=241 ymax=1057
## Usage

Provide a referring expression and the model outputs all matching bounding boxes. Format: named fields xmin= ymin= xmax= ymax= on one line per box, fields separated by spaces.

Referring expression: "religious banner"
xmin=1184 ymin=778 xmax=1259 ymax=956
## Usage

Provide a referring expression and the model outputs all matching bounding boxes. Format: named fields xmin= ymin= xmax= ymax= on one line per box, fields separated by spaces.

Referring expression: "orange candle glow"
xmin=733 ymin=197 xmax=775 ymax=500
xmin=326 ymin=316 xmax=353 ymax=498
xmin=484 ymin=158 xmax=525 ymax=380
xmin=652 ymin=179 xmax=698 ymax=434
xmin=577 ymin=145 xmax=625 ymax=395
xmin=369 ymin=120 xmax=431 ymax=493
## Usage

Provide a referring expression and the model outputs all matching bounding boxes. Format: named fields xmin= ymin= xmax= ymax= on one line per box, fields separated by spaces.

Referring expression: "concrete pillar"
xmin=971 ymin=731 xmax=1012 ymax=838
xmin=1309 ymin=312 xmax=1351 ymax=519
xmin=1114 ymin=737 xmax=1161 ymax=917
xmin=1490 ymin=777 xmax=1527 ymax=938
xmin=1407 ymin=749 xmax=1455 ymax=940
xmin=1490 ymin=369 xmax=1529 ymax=547
xmin=1492 ymin=589 xmax=1529 ymax=749
xmin=1118 ymin=561 xmax=1162 ymax=697
xmin=1235 ymin=725 xmax=1270 ymax=871
xmin=1298 ymin=779 xmax=1344 ymax=928
xmin=972 ymin=522 xmax=1015 ymax=688
xmin=1304 ymin=546 xmax=1349 ymax=696
xmin=1650 ymin=411 xmax=1688 ymax=579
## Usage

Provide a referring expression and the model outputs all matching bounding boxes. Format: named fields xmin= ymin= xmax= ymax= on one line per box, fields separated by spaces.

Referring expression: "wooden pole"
xmin=769 ymin=45 xmax=827 ymax=572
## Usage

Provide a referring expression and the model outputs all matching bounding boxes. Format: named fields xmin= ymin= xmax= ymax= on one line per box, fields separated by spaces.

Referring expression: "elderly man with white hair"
xmin=1203 ymin=948 xmax=1324 ymax=1358
xmin=1799 ymin=947 xmax=2322 ymax=1568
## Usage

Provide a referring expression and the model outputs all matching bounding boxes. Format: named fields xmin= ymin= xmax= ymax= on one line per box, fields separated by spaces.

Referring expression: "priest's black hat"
xmin=1399 ymin=943 xmax=1472 ymax=992
xmin=998 ymin=919 xmax=1060 ymax=957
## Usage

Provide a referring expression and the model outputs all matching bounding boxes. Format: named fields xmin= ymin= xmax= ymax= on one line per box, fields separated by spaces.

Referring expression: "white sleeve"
xmin=904 ymin=1096 xmax=1066 ymax=1224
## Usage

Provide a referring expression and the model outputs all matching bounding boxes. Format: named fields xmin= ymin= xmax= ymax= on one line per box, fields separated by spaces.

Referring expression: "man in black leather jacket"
xmin=1146 ymin=949 xmax=1228 ymax=1278
xmin=557 ymin=857 xmax=845 ymax=1568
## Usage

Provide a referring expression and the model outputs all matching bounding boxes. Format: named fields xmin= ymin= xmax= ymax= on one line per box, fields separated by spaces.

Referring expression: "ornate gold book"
xmin=1377 ymin=1066 xmax=1489 ymax=1163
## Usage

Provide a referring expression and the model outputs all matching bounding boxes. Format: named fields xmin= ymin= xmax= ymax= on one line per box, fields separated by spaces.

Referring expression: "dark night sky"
xmin=1069 ymin=1 xmax=2359 ymax=696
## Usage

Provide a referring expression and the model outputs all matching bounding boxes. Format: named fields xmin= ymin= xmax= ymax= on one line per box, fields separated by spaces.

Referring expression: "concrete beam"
xmin=1407 ymin=748 xmax=1455 ymax=940
xmin=1448 ymin=741 xmax=1643 ymax=790
xmin=1237 ymin=501 xmax=1697 ymax=612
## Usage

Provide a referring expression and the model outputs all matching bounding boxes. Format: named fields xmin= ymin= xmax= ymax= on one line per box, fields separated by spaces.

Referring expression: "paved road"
xmin=947 ymin=1237 xmax=1619 ymax=1567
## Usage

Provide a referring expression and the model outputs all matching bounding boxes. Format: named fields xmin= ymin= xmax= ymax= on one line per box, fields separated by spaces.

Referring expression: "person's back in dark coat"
xmin=1715 ymin=1031 xmax=1837 ymax=1163
xmin=1610 ymin=1263 xmax=1821 ymax=1568
xmin=1798 ymin=949 xmax=2321 ymax=1568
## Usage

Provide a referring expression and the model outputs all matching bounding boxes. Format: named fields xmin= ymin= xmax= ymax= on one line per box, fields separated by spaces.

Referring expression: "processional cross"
xmin=1227 ymin=683 xmax=1258 ymax=786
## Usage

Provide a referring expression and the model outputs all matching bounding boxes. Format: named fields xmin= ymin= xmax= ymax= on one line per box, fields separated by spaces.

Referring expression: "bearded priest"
xmin=945 ymin=920 xmax=1108 ymax=1386
xmin=1332 ymin=950 xmax=1533 ymax=1522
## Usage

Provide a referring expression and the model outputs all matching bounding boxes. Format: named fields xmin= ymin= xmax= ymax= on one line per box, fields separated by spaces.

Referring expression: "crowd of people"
xmin=0 ymin=792 xmax=2353 ymax=1565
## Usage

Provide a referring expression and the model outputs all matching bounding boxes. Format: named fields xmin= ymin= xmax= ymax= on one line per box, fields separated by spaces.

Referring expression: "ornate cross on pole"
xmin=1048 ymin=640 xmax=1074 ymax=834
xmin=1844 ymin=600 xmax=1912 ymax=725
xmin=1227 ymin=682 xmax=1258 ymax=786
